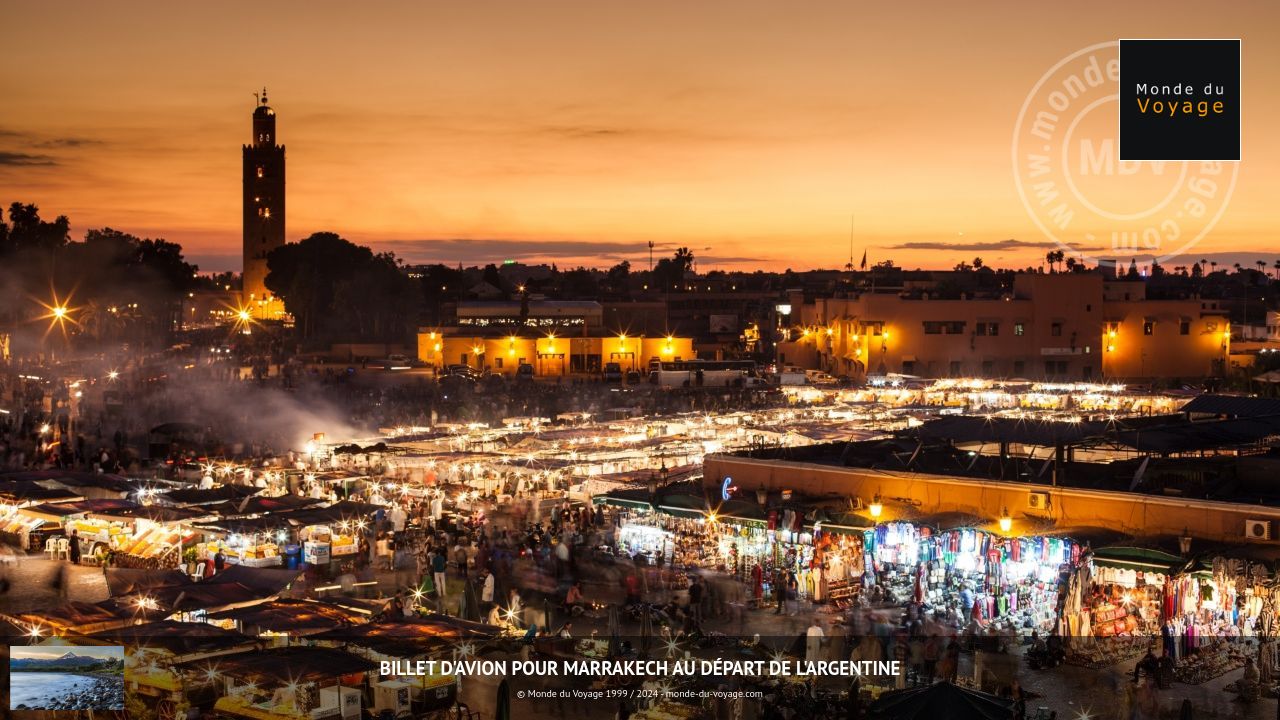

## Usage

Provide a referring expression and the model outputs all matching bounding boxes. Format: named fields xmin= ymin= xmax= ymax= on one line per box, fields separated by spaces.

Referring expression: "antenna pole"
xmin=849 ymin=214 xmax=855 ymax=270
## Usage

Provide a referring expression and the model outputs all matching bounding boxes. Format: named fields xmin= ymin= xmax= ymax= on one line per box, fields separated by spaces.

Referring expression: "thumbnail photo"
xmin=8 ymin=645 xmax=125 ymax=711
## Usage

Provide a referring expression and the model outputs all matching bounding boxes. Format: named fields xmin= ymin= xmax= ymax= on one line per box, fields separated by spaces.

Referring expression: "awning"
xmin=592 ymin=494 xmax=653 ymax=511
xmin=1090 ymin=546 xmax=1182 ymax=573
xmin=176 ymin=646 xmax=377 ymax=685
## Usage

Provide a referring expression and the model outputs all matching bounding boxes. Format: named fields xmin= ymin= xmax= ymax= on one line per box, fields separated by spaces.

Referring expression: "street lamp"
xmin=868 ymin=493 xmax=883 ymax=519
xmin=1179 ymin=528 xmax=1193 ymax=556
xmin=999 ymin=508 xmax=1013 ymax=534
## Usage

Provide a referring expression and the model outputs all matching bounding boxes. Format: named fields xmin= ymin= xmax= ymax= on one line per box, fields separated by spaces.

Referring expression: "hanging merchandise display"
xmin=862 ymin=522 xmax=1074 ymax=638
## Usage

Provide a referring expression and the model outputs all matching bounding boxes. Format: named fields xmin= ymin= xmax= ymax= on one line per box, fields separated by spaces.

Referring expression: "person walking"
xmin=806 ymin=620 xmax=826 ymax=664
xmin=687 ymin=575 xmax=704 ymax=624
xmin=432 ymin=548 xmax=449 ymax=600
xmin=67 ymin=530 xmax=81 ymax=565
xmin=481 ymin=568 xmax=496 ymax=612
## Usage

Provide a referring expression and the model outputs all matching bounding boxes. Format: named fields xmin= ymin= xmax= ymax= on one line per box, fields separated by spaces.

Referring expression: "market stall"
xmin=94 ymin=620 xmax=255 ymax=720
xmin=179 ymin=646 xmax=375 ymax=720
xmin=0 ymin=481 xmax=83 ymax=549
xmin=196 ymin=522 xmax=287 ymax=569
xmin=88 ymin=505 xmax=209 ymax=569
xmin=863 ymin=522 xmax=1076 ymax=637
xmin=18 ymin=499 xmax=146 ymax=563
xmin=299 ymin=522 xmax=361 ymax=565
xmin=313 ymin=614 xmax=505 ymax=715
xmin=1057 ymin=546 xmax=1269 ymax=682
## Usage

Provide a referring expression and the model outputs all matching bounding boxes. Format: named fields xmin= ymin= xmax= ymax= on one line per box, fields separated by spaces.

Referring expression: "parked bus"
xmin=647 ymin=359 xmax=763 ymax=388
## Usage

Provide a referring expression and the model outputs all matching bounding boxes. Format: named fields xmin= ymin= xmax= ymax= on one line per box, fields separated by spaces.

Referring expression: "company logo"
xmin=1012 ymin=42 xmax=1238 ymax=265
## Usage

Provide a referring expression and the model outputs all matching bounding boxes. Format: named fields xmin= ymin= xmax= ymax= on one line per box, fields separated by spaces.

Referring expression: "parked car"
xmin=444 ymin=364 xmax=481 ymax=380
xmin=602 ymin=362 xmax=623 ymax=383
xmin=516 ymin=363 xmax=535 ymax=382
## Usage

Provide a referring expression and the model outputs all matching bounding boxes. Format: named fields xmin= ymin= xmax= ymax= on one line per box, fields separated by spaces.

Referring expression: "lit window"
xmin=1014 ymin=323 xmax=1025 ymax=336
xmin=257 ymin=167 xmax=264 ymax=178
xmin=1143 ymin=321 xmax=1154 ymax=336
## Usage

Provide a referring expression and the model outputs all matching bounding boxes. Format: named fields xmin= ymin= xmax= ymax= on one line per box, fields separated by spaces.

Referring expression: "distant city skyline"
xmin=2 ymin=1 xmax=1278 ymax=273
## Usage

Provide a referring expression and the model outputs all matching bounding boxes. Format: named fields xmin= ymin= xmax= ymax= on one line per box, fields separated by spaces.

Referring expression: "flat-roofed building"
xmin=778 ymin=272 xmax=1228 ymax=381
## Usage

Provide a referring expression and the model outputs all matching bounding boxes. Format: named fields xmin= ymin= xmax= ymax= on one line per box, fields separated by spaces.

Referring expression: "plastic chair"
xmin=44 ymin=537 xmax=58 ymax=560
xmin=55 ymin=537 xmax=69 ymax=560
xmin=192 ymin=563 xmax=206 ymax=580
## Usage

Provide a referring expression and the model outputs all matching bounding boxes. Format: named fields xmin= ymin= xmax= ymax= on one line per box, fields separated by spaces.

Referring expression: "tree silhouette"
xmin=653 ymin=248 xmax=695 ymax=290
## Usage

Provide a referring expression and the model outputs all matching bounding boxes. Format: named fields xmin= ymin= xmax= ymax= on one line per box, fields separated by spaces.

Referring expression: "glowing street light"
xmin=998 ymin=508 xmax=1013 ymax=534
xmin=38 ymin=293 xmax=79 ymax=336
xmin=868 ymin=493 xmax=883 ymax=519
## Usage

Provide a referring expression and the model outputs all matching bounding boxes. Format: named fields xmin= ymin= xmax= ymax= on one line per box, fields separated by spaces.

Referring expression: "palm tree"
xmin=1256 ymin=260 xmax=1267 ymax=274
xmin=1273 ymin=260 xmax=1280 ymax=280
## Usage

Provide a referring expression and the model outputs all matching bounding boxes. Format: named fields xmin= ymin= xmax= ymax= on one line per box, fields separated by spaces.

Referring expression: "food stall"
xmin=17 ymin=499 xmax=144 ymax=562
xmin=299 ymin=522 xmax=360 ymax=566
xmin=93 ymin=620 xmax=255 ymax=720
xmin=192 ymin=517 xmax=289 ymax=569
xmin=181 ymin=647 xmax=375 ymax=720
xmin=199 ymin=534 xmax=285 ymax=568
xmin=87 ymin=505 xmax=210 ymax=569
xmin=0 ymin=482 xmax=83 ymax=550
xmin=312 ymin=614 xmax=505 ymax=715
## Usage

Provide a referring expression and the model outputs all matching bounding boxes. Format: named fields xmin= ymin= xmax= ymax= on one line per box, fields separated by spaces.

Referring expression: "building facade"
xmin=779 ymin=273 xmax=1229 ymax=381
xmin=241 ymin=88 xmax=287 ymax=319
xmin=418 ymin=300 xmax=694 ymax=376
xmin=417 ymin=332 xmax=695 ymax=376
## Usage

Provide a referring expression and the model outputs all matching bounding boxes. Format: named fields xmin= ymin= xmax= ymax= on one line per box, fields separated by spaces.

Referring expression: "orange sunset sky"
xmin=0 ymin=1 xmax=1276 ymax=273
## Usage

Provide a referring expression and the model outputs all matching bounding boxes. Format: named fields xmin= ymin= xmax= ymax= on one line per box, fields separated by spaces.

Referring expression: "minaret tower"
xmin=242 ymin=87 xmax=286 ymax=317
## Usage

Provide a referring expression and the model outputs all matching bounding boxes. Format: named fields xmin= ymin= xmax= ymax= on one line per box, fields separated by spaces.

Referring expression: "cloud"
xmin=0 ymin=151 xmax=56 ymax=166
xmin=541 ymin=125 xmax=631 ymax=139
xmin=884 ymin=238 xmax=1109 ymax=254
xmin=369 ymin=238 xmax=763 ymax=267
xmin=887 ymin=238 xmax=1046 ymax=251
xmin=34 ymin=137 xmax=103 ymax=149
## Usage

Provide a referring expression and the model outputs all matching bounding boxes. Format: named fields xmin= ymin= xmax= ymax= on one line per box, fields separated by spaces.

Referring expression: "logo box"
xmin=1119 ymin=39 xmax=1241 ymax=161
